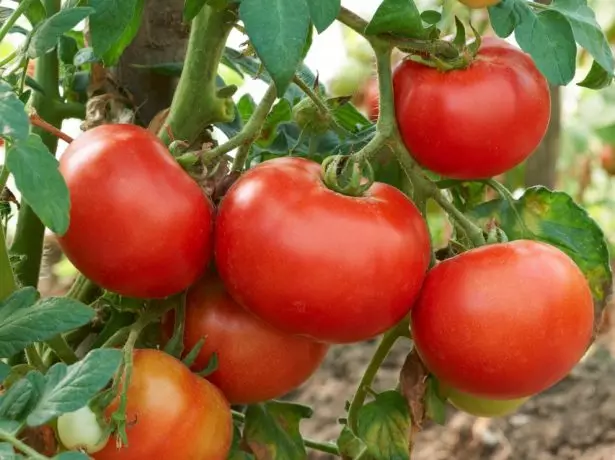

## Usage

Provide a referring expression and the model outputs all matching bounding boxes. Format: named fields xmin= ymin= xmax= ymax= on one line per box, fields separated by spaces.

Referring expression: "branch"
xmin=29 ymin=113 xmax=74 ymax=144
xmin=202 ymin=82 xmax=278 ymax=164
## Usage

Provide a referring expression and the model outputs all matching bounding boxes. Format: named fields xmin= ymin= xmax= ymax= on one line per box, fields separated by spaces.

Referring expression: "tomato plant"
xmin=393 ymin=37 xmax=550 ymax=180
xmin=57 ymin=124 xmax=214 ymax=299
xmin=411 ymin=240 xmax=594 ymax=399
xmin=94 ymin=349 xmax=232 ymax=460
xmin=162 ymin=274 xmax=329 ymax=404
xmin=215 ymin=156 xmax=431 ymax=343
xmin=0 ymin=0 xmax=613 ymax=459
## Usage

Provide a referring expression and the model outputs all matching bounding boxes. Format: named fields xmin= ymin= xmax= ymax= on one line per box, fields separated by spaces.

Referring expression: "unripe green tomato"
xmin=292 ymin=98 xmax=331 ymax=134
xmin=447 ymin=387 xmax=529 ymax=417
xmin=458 ymin=0 xmax=501 ymax=8
xmin=57 ymin=406 xmax=109 ymax=454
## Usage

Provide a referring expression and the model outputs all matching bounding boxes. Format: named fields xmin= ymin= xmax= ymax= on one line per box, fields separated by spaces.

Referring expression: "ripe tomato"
xmin=215 ymin=157 xmax=431 ymax=343
xmin=445 ymin=387 xmax=528 ymax=418
xmin=93 ymin=349 xmax=231 ymax=460
xmin=411 ymin=240 xmax=593 ymax=399
xmin=393 ymin=38 xmax=550 ymax=179
xmin=162 ymin=274 xmax=329 ymax=404
xmin=57 ymin=124 xmax=213 ymax=299
xmin=600 ymin=144 xmax=615 ymax=176
xmin=458 ymin=0 xmax=501 ymax=8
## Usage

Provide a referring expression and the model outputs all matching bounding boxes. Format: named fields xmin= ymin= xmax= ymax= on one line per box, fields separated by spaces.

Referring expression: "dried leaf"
xmin=399 ymin=348 xmax=429 ymax=432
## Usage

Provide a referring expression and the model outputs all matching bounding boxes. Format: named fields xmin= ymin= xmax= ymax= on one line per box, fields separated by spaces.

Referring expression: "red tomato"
xmin=163 ymin=274 xmax=329 ymax=404
xmin=93 ymin=349 xmax=232 ymax=460
xmin=363 ymin=78 xmax=379 ymax=121
xmin=411 ymin=240 xmax=593 ymax=399
xmin=458 ymin=0 xmax=501 ymax=8
xmin=600 ymin=144 xmax=615 ymax=176
xmin=215 ymin=157 xmax=431 ymax=343
xmin=57 ymin=124 xmax=213 ymax=298
xmin=393 ymin=38 xmax=550 ymax=179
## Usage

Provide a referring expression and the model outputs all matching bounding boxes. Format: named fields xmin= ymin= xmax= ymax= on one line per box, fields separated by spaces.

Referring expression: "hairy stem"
xmin=347 ymin=322 xmax=406 ymax=432
xmin=65 ymin=274 xmax=100 ymax=304
xmin=0 ymin=224 xmax=17 ymax=302
xmin=202 ymin=82 xmax=278 ymax=164
xmin=292 ymin=75 xmax=328 ymax=115
xmin=159 ymin=5 xmax=236 ymax=146
xmin=0 ymin=0 xmax=36 ymax=43
xmin=10 ymin=0 xmax=62 ymax=288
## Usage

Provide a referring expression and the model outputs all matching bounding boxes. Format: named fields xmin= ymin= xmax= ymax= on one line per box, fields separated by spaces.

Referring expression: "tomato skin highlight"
xmin=393 ymin=38 xmax=550 ymax=179
xmin=93 ymin=349 xmax=232 ymax=460
xmin=215 ymin=156 xmax=431 ymax=344
xmin=57 ymin=124 xmax=213 ymax=299
xmin=163 ymin=274 xmax=329 ymax=404
xmin=411 ymin=240 xmax=594 ymax=399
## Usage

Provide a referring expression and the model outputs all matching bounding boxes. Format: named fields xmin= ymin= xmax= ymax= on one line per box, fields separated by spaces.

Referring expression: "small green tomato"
xmin=57 ymin=405 xmax=109 ymax=454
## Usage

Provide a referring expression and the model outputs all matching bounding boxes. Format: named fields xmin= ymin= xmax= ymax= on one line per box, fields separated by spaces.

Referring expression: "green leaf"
xmin=0 ymin=420 xmax=21 ymax=435
xmin=54 ymin=452 xmax=91 ymax=460
xmin=89 ymin=0 xmax=140 ymax=64
xmin=184 ymin=0 xmax=208 ymax=21
xmin=0 ymin=288 xmax=95 ymax=359
xmin=73 ymin=47 xmax=99 ymax=66
xmin=26 ymin=348 xmax=122 ymax=426
xmin=468 ymin=186 xmax=612 ymax=320
xmin=514 ymin=9 xmax=577 ymax=85
xmin=421 ymin=10 xmax=442 ymax=25
xmin=365 ymin=0 xmax=428 ymax=39
xmin=239 ymin=0 xmax=311 ymax=95
xmin=0 ymin=7 xmax=13 ymax=24
xmin=551 ymin=0 xmax=614 ymax=76
xmin=488 ymin=0 xmax=524 ymax=37
xmin=337 ymin=426 xmax=369 ymax=459
xmin=307 ymin=0 xmax=340 ymax=33
xmin=102 ymin=0 xmax=144 ymax=66
xmin=0 ymin=378 xmax=36 ymax=421
xmin=0 ymin=81 xmax=29 ymax=142
xmin=424 ymin=376 xmax=447 ymax=425
xmin=243 ymin=401 xmax=313 ymax=460
xmin=6 ymin=134 xmax=71 ymax=234
xmin=356 ymin=391 xmax=411 ymax=460
xmin=596 ymin=123 xmax=615 ymax=144
xmin=58 ymin=35 xmax=79 ymax=65
xmin=259 ymin=99 xmax=293 ymax=145
xmin=0 ymin=363 xmax=10 ymax=382
xmin=578 ymin=60 xmax=613 ymax=89
xmin=28 ymin=7 xmax=94 ymax=58
xmin=229 ymin=425 xmax=255 ymax=460
xmin=237 ymin=94 xmax=257 ymax=124
xmin=0 ymin=441 xmax=21 ymax=459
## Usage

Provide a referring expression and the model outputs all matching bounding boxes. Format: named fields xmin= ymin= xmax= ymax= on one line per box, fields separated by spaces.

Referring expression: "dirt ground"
xmin=292 ymin=333 xmax=615 ymax=460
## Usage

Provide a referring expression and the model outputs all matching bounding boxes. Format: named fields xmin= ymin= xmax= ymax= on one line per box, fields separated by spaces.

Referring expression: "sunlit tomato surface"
xmin=458 ymin=0 xmax=501 ymax=8
xmin=57 ymin=124 xmax=213 ymax=298
xmin=215 ymin=157 xmax=431 ymax=344
xmin=393 ymin=38 xmax=550 ymax=179
xmin=411 ymin=240 xmax=593 ymax=399
xmin=163 ymin=274 xmax=329 ymax=404
xmin=600 ymin=144 xmax=615 ymax=176
xmin=93 ymin=349 xmax=232 ymax=460
xmin=446 ymin=387 xmax=528 ymax=418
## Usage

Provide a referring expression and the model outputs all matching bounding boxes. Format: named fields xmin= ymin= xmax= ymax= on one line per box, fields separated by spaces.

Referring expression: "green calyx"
xmin=292 ymin=97 xmax=332 ymax=135
xmin=321 ymin=155 xmax=375 ymax=197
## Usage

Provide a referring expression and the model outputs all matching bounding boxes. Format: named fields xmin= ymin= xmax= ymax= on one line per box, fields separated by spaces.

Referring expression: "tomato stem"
xmin=29 ymin=114 xmax=74 ymax=144
xmin=158 ymin=5 xmax=236 ymax=146
xmin=292 ymin=75 xmax=328 ymax=116
xmin=347 ymin=322 xmax=406 ymax=433
xmin=483 ymin=179 xmax=533 ymax=238
xmin=0 ymin=0 xmax=36 ymax=43
xmin=45 ymin=335 xmax=79 ymax=364
xmin=65 ymin=274 xmax=100 ymax=304
xmin=202 ymin=82 xmax=278 ymax=165
xmin=0 ymin=426 xmax=48 ymax=460
xmin=0 ymin=218 xmax=17 ymax=302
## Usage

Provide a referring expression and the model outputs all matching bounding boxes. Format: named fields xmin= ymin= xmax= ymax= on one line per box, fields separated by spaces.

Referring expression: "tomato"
xmin=93 ymin=349 xmax=231 ymax=460
xmin=600 ymin=144 xmax=615 ymax=176
xmin=215 ymin=157 xmax=431 ymax=343
xmin=393 ymin=38 xmax=550 ymax=179
xmin=57 ymin=124 xmax=213 ymax=299
xmin=411 ymin=240 xmax=593 ymax=399
xmin=458 ymin=0 xmax=501 ymax=8
xmin=363 ymin=78 xmax=379 ymax=122
xmin=58 ymin=406 xmax=109 ymax=454
xmin=162 ymin=274 xmax=329 ymax=404
xmin=445 ymin=387 xmax=528 ymax=418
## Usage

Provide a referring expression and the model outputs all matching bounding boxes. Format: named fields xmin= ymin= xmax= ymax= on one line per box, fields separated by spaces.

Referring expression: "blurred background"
xmin=2 ymin=0 xmax=615 ymax=458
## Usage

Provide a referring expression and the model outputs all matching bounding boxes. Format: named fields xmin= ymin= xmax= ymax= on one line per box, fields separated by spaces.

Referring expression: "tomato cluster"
xmin=52 ymin=35 xmax=594 ymax=458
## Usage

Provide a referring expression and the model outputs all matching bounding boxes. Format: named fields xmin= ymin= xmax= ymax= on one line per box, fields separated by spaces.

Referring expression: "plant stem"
xmin=53 ymin=100 xmax=86 ymax=120
xmin=45 ymin=335 xmax=79 ymax=364
xmin=25 ymin=344 xmax=46 ymax=371
xmin=527 ymin=0 xmax=550 ymax=10
xmin=0 ymin=49 xmax=18 ymax=68
xmin=10 ymin=0 xmax=63 ymax=289
xmin=483 ymin=179 xmax=533 ymax=238
xmin=292 ymin=75 xmax=328 ymax=115
xmin=336 ymin=6 xmax=458 ymax=59
xmin=158 ymin=5 xmax=236 ymax=146
xmin=0 ymin=427 xmax=48 ymax=460
xmin=230 ymin=410 xmax=340 ymax=456
xmin=0 ymin=0 xmax=36 ymax=43
xmin=29 ymin=113 xmax=74 ymax=144
xmin=65 ymin=274 xmax=100 ymax=303
xmin=202 ymin=82 xmax=278 ymax=164
xmin=0 ymin=224 xmax=17 ymax=302
xmin=347 ymin=323 xmax=405 ymax=433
